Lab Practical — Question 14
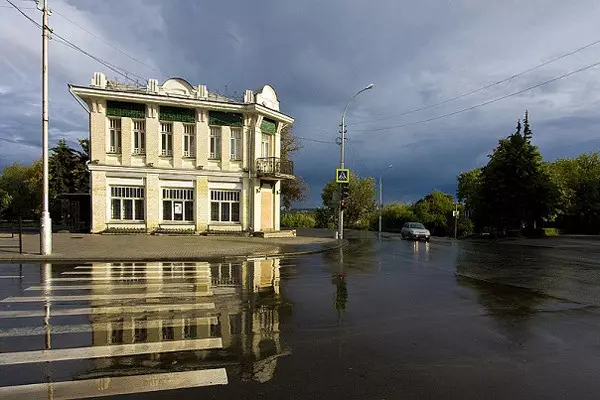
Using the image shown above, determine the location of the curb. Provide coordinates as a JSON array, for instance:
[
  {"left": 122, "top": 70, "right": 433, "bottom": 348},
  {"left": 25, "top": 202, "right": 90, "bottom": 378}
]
[{"left": 0, "top": 239, "right": 349, "bottom": 264}]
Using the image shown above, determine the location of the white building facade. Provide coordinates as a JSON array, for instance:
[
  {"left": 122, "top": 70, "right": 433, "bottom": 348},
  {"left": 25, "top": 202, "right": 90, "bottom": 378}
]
[{"left": 70, "top": 72, "right": 294, "bottom": 234}]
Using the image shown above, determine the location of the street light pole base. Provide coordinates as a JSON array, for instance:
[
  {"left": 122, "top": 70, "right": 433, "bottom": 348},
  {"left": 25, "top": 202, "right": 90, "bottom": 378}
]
[{"left": 40, "top": 211, "right": 52, "bottom": 255}]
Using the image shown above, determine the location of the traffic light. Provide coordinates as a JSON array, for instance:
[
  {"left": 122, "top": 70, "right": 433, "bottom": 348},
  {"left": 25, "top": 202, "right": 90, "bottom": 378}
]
[
  {"left": 341, "top": 183, "right": 350, "bottom": 199},
  {"left": 341, "top": 200, "right": 345, "bottom": 210}
]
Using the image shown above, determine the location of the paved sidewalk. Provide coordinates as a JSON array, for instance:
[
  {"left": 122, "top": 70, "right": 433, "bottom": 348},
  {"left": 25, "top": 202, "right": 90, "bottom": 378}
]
[{"left": 0, "top": 232, "right": 342, "bottom": 262}]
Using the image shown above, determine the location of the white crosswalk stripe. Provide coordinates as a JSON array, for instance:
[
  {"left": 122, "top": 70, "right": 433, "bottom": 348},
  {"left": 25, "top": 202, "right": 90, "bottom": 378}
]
[
  {"left": 0, "top": 302, "right": 215, "bottom": 318},
  {"left": 1, "top": 291, "right": 215, "bottom": 303},
  {"left": 0, "top": 368, "right": 228, "bottom": 399},
  {"left": 0, "top": 261, "right": 258, "bottom": 396},
  {"left": 0, "top": 337, "right": 223, "bottom": 365}
]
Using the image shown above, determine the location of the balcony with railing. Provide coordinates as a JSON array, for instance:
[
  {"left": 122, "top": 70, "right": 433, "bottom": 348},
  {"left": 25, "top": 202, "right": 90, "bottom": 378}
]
[{"left": 256, "top": 157, "right": 295, "bottom": 180}]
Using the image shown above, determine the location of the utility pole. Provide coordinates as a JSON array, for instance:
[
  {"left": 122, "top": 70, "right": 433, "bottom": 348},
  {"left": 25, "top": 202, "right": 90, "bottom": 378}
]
[
  {"left": 378, "top": 165, "right": 393, "bottom": 237},
  {"left": 454, "top": 201, "right": 458, "bottom": 239},
  {"left": 39, "top": 0, "right": 52, "bottom": 254},
  {"left": 338, "top": 84, "right": 374, "bottom": 240}
]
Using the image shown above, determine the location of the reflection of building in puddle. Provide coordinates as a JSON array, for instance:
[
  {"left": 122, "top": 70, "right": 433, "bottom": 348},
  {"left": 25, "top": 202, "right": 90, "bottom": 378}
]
[{"left": 85, "top": 259, "right": 289, "bottom": 383}]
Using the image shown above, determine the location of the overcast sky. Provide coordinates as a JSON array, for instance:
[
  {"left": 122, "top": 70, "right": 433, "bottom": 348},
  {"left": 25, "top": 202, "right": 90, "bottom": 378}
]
[{"left": 1, "top": 0, "right": 600, "bottom": 206}]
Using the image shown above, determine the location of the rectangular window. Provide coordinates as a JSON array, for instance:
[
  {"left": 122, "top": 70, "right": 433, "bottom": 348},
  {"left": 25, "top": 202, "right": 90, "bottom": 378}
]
[
  {"left": 162, "top": 188, "right": 194, "bottom": 222},
  {"left": 184, "top": 319, "right": 198, "bottom": 339},
  {"left": 230, "top": 128, "right": 242, "bottom": 160},
  {"left": 108, "top": 118, "right": 122, "bottom": 153},
  {"left": 161, "top": 122, "right": 173, "bottom": 156},
  {"left": 110, "top": 186, "right": 145, "bottom": 221},
  {"left": 209, "top": 126, "right": 221, "bottom": 159},
  {"left": 183, "top": 124, "right": 195, "bottom": 157},
  {"left": 261, "top": 133, "right": 271, "bottom": 158},
  {"left": 210, "top": 190, "right": 240, "bottom": 223},
  {"left": 133, "top": 120, "right": 146, "bottom": 155}
]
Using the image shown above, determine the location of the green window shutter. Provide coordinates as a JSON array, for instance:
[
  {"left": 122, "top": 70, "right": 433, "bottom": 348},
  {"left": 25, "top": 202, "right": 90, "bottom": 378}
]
[
  {"left": 261, "top": 118, "right": 277, "bottom": 134},
  {"left": 106, "top": 101, "right": 145, "bottom": 119},
  {"left": 159, "top": 106, "right": 196, "bottom": 123},
  {"left": 208, "top": 111, "right": 243, "bottom": 127}
]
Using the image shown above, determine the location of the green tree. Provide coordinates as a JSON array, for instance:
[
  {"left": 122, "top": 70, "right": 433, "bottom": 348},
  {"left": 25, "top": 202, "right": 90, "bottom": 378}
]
[
  {"left": 320, "top": 173, "right": 376, "bottom": 229},
  {"left": 280, "top": 126, "right": 309, "bottom": 210},
  {"left": 413, "top": 190, "right": 455, "bottom": 236},
  {"left": 50, "top": 139, "right": 78, "bottom": 196},
  {"left": 457, "top": 168, "right": 483, "bottom": 228},
  {"left": 73, "top": 138, "right": 90, "bottom": 193},
  {"left": 378, "top": 202, "right": 417, "bottom": 231},
  {"left": 478, "top": 114, "right": 555, "bottom": 232},
  {"left": 0, "top": 162, "right": 42, "bottom": 219},
  {"left": 0, "top": 188, "right": 11, "bottom": 218},
  {"left": 546, "top": 152, "right": 600, "bottom": 233}
]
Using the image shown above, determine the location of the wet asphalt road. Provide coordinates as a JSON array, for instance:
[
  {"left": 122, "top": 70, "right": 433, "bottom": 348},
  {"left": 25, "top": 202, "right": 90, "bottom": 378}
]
[{"left": 2, "top": 236, "right": 600, "bottom": 399}]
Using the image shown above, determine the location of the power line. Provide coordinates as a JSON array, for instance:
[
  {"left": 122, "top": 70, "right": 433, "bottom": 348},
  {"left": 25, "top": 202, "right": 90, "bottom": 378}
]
[
  {"left": 6, "top": 0, "right": 147, "bottom": 85},
  {"left": 354, "top": 58, "right": 600, "bottom": 135},
  {"left": 52, "top": 9, "right": 160, "bottom": 74},
  {"left": 347, "top": 140, "right": 374, "bottom": 177},
  {"left": 297, "top": 136, "right": 336, "bottom": 145},
  {"left": 4, "top": 0, "right": 40, "bottom": 27},
  {"left": 349, "top": 37, "right": 600, "bottom": 127}
]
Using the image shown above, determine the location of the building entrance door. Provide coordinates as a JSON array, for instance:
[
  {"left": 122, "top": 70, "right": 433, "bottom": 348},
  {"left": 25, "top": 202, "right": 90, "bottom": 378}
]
[{"left": 261, "top": 187, "right": 273, "bottom": 231}]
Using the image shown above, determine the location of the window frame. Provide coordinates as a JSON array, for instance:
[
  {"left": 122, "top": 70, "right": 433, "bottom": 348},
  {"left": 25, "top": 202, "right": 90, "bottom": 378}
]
[
  {"left": 230, "top": 128, "right": 242, "bottom": 161},
  {"left": 132, "top": 120, "right": 146, "bottom": 155},
  {"left": 210, "top": 190, "right": 241, "bottom": 223},
  {"left": 209, "top": 126, "right": 222, "bottom": 160},
  {"left": 162, "top": 188, "right": 194, "bottom": 222},
  {"left": 108, "top": 118, "right": 122, "bottom": 154},
  {"left": 183, "top": 124, "right": 196, "bottom": 158},
  {"left": 261, "top": 133, "right": 272, "bottom": 158},
  {"left": 160, "top": 122, "right": 173, "bottom": 157},
  {"left": 110, "top": 186, "right": 145, "bottom": 222}
]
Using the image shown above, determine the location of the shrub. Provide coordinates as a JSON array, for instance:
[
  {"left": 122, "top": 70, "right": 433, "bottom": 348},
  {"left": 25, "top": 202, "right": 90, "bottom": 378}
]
[
  {"left": 281, "top": 211, "right": 316, "bottom": 228},
  {"left": 543, "top": 227, "right": 560, "bottom": 237}
]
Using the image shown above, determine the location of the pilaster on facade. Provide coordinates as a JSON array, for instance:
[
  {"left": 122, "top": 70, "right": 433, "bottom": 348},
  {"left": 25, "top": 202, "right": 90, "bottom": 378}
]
[
  {"left": 121, "top": 117, "right": 133, "bottom": 166},
  {"left": 91, "top": 170, "right": 107, "bottom": 233},
  {"left": 145, "top": 106, "right": 160, "bottom": 165},
  {"left": 196, "top": 111, "right": 209, "bottom": 168},
  {"left": 221, "top": 126, "right": 231, "bottom": 171},
  {"left": 90, "top": 99, "right": 106, "bottom": 164},
  {"left": 146, "top": 174, "right": 160, "bottom": 231},
  {"left": 173, "top": 122, "right": 183, "bottom": 169},
  {"left": 195, "top": 176, "right": 209, "bottom": 232}
]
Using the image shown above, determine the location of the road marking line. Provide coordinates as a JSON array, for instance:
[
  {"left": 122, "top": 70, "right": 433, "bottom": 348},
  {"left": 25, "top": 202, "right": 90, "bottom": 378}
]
[
  {"left": 0, "top": 302, "right": 215, "bottom": 319},
  {"left": 1, "top": 291, "right": 214, "bottom": 303},
  {"left": 0, "top": 276, "right": 24, "bottom": 279},
  {"left": 0, "top": 317, "right": 218, "bottom": 338},
  {"left": 0, "top": 368, "right": 228, "bottom": 399},
  {"left": 0, "top": 337, "right": 223, "bottom": 365}
]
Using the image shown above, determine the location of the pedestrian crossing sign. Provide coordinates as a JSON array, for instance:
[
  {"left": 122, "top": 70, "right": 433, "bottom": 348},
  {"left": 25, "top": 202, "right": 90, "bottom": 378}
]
[{"left": 336, "top": 168, "right": 350, "bottom": 183}]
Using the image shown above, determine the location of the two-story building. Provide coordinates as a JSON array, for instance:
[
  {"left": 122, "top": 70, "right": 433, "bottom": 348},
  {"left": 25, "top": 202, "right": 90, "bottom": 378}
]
[{"left": 70, "top": 72, "right": 294, "bottom": 234}]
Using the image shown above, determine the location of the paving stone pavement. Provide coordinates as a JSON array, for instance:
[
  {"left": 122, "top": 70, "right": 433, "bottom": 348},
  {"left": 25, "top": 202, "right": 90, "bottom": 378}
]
[{"left": 0, "top": 232, "right": 341, "bottom": 261}]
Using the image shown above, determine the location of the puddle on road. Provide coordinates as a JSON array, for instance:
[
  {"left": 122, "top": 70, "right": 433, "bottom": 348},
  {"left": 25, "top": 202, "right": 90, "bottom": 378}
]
[{"left": 0, "top": 259, "right": 291, "bottom": 398}]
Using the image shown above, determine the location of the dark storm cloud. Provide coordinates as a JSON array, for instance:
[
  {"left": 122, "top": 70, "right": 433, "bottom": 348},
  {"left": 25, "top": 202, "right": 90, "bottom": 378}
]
[{"left": 2, "top": 0, "right": 600, "bottom": 206}]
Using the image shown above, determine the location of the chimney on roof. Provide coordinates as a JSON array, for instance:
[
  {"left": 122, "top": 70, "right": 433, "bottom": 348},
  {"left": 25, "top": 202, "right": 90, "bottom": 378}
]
[
  {"left": 147, "top": 79, "right": 159, "bottom": 94},
  {"left": 91, "top": 72, "right": 106, "bottom": 89},
  {"left": 197, "top": 85, "right": 208, "bottom": 99},
  {"left": 244, "top": 89, "right": 254, "bottom": 104}
]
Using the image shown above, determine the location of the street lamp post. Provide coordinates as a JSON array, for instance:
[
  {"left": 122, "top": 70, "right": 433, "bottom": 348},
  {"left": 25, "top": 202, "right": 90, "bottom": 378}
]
[
  {"left": 338, "top": 84, "right": 374, "bottom": 240},
  {"left": 378, "top": 165, "right": 393, "bottom": 236}
]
